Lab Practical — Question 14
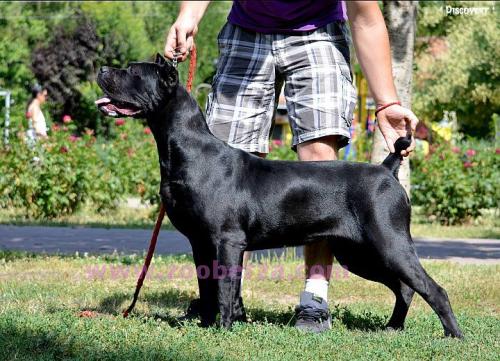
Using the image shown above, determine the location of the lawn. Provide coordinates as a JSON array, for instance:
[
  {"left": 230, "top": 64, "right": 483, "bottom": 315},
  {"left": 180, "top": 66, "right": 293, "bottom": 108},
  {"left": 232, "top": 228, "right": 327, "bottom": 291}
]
[{"left": 0, "top": 253, "right": 498, "bottom": 360}]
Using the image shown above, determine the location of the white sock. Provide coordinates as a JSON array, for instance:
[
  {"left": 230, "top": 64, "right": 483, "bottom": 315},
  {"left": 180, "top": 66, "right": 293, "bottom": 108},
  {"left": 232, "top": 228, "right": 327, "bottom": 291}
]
[{"left": 304, "top": 279, "right": 329, "bottom": 302}]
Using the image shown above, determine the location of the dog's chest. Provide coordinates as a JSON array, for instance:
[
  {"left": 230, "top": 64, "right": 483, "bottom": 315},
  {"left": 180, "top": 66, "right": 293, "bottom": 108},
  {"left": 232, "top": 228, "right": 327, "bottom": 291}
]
[{"left": 161, "top": 180, "right": 203, "bottom": 221}]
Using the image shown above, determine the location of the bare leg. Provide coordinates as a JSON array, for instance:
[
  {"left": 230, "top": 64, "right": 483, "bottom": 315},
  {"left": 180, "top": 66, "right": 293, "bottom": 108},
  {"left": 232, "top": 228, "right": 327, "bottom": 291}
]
[
  {"left": 242, "top": 250, "right": 250, "bottom": 268},
  {"left": 297, "top": 136, "right": 339, "bottom": 284}
]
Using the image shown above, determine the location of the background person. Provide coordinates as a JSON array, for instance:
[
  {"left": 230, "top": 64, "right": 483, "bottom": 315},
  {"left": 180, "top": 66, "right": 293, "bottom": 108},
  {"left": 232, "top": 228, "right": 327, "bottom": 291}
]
[
  {"left": 165, "top": 0, "right": 419, "bottom": 333},
  {"left": 26, "top": 84, "right": 48, "bottom": 141}
]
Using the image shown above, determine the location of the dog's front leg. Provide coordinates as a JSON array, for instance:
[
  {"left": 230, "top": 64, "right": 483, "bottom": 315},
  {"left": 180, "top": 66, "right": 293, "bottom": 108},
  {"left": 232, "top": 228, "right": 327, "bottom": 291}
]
[
  {"left": 216, "top": 242, "right": 245, "bottom": 329},
  {"left": 191, "top": 241, "right": 219, "bottom": 326}
]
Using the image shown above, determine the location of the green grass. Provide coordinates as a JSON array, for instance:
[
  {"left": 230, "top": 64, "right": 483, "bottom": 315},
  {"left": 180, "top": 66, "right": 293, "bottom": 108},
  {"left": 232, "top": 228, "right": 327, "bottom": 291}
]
[
  {"left": 411, "top": 208, "right": 500, "bottom": 239},
  {"left": 0, "top": 254, "right": 499, "bottom": 360},
  {"left": 1, "top": 205, "right": 499, "bottom": 239}
]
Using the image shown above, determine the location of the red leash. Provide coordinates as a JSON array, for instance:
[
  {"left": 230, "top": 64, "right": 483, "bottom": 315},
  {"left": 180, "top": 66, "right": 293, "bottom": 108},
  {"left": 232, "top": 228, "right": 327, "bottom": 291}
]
[
  {"left": 185, "top": 44, "right": 197, "bottom": 93},
  {"left": 123, "top": 45, "right": 197, "bottom": 318}
]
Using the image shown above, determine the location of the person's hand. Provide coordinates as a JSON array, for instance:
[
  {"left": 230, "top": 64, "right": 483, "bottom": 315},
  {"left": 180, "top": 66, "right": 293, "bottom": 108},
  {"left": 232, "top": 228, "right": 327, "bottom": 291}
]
[
  {"left": 164, "top": 15, "right": 198, "bottom": 62},
  {"left": 376, "top": 104, "right": 419, "bottom": 156}
]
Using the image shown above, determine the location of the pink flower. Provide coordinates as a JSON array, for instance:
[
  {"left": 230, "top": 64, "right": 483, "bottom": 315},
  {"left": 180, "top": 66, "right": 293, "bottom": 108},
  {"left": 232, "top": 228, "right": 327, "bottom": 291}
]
[
  {"left": 144, "top": 127, "right": 152, "bottom": 135},
  {"left": 451, "top": 146, "right": 460, "bottom": 154},
  {"left": 69, "top": 135, "right": 80, "bottom": 142},
  {"left": 62, "top": 115, "right": 72, "bottom": 124},
  {"left": 59, "top": 146, "right": 68, "bottom": 154},
  {"left": 115, "top": 118, "right": 125, "bottom": 126},
  {"left": 272, "top": 139, "right": 283, "bottom": 147},
  {"left": 26, "top": 111, "right": 32, "bottom": 119},
  {"left": 51, "top": 124, "right": 60, "bottom": 132},
  {"left": 466, "top": 149, "right": 476, "bottom": 157},
  {"left": 496, "top": 148, "right": 500, "bottom": 154},
  {"left": 463, "top": 161, "right": 473, "bottom": 168}
]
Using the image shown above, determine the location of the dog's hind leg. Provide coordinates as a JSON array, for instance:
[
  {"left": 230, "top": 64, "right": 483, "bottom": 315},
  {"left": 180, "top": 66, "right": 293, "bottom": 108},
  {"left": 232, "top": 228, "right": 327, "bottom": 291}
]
[
  {"left": 215, "top": 240, "right": 246, "bottom": 329},
  {"left": 376, "top": 234, "right": 463, "bottom": 338},
  {"left": 331, "top": 241, "right": 414, "bottom": 331},
  {"left": 385, "top": 280, "right": 415, "bottom": 330}
]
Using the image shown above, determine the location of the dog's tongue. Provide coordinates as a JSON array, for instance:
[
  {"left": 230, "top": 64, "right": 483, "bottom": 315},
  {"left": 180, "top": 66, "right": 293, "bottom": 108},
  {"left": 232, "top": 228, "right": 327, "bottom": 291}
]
[
  {"left": 95, "top": 97, "right": 140, "bottom": 116},
  {"left": 111, "top": 105, "right": 139, "bottom": 116}
]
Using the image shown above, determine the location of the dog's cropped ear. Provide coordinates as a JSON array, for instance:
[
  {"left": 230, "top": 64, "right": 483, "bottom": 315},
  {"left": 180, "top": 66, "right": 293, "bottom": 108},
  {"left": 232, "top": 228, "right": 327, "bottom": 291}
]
[
  {"left": 166, "top": 68, "right": 178, "bottom": 88},
  {"left": 155, "top": 53, "right": 166, "bottom": 65},
  {"left": 159, "top": 65, "right": 179, "bottom": 89}
]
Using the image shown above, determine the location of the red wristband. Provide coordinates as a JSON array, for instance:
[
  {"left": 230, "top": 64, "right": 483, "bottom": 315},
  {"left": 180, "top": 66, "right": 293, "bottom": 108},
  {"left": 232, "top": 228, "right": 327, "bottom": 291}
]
[{"left": 375, "top": 101, "right": 401, "bottom": 116}]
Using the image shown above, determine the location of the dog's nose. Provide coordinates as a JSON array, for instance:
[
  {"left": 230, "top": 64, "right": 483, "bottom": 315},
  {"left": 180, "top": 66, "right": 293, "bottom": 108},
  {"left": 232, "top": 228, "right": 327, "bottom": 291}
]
[{"left": 100, "top": 66, "right": 110, "bottom": 74}]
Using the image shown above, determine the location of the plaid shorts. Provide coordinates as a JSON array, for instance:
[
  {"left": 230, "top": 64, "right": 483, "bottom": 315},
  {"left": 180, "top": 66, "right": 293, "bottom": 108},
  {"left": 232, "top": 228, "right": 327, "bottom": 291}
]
[{"left": 206, "top": 22, "right": 357, "bottom": 153}]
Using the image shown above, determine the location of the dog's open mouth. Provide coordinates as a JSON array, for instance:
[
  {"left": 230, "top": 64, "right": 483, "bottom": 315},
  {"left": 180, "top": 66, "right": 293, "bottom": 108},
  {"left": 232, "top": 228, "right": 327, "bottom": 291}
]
[{"left": 95, "top": 97, "right": 141, "bottom": 117}]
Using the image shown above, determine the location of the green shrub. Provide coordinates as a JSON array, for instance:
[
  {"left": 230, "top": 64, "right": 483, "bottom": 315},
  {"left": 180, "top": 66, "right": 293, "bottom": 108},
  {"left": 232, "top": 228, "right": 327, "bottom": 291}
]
[
  {"left": 109, "top": 121, "right": 160, "bottom": 206},
  {"left": 267, "top": 140, "right": 297, "bottom": 161},
  {"left": 0, "top": 118, "right": 160, "bottom": 219},
  {"left": 411, "top": 141, "right": 499, "bottom": 224},
  {"left": 1, "top": 121, "right": 307, "bottom": 220}
]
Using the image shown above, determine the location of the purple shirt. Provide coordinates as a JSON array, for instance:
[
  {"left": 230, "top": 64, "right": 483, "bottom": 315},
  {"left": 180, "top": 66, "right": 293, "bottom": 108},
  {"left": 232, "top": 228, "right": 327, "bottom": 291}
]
[{"left": 228, "top": 0, "right": 347, "bottom": 34}]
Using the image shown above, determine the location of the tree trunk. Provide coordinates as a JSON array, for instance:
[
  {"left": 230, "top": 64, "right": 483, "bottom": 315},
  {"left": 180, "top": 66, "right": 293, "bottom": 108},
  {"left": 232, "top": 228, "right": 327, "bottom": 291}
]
[{"left": 371, "top": 1, "right": 418, "bottom": 197}]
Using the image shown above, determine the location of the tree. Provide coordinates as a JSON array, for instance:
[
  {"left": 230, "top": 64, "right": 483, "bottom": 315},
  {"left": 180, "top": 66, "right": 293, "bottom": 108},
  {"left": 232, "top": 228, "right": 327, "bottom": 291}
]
[
  {"left": 0, "top": 1, "right": 231, "bottom": 136},
  {"left": 413, "top": 1, "right": 499, "bottom": 138},
  {"left": 0, "top": 2, "right": 66, "bottom": 127},
  {"left": 31, "top": 16, "right": 102, "bottom": 132},
  {"left": 371, "top": 1, "right": 418, "bottom": 196}
]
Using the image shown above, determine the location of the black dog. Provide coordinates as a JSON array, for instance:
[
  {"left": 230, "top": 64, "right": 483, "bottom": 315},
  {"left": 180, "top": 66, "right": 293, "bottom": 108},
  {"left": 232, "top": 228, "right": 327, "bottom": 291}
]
[{"left": 96, "top": 54, "right": 462, "bottom": 338}]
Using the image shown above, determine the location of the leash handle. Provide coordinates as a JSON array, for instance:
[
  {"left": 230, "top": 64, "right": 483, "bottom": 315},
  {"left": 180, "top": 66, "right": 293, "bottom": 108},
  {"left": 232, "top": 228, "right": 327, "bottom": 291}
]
[
  {"left": 123, "top": 44, "right": 196, "bottom": 318},
  {"left": 186, "top": 44, "right": 197, "bottom": 93}
]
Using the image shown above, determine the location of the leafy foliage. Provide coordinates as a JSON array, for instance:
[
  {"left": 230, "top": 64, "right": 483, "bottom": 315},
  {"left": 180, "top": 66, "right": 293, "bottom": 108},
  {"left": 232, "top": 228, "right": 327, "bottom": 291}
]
[
  {"left": 413, "top": 1, "right": 499, "bottom": 137},
  {"left": 0, "top": 120, "right": 157, "bottom": 219},
  {"left": 411, "top": 140, "right": 499, "bottom": 224},
  {"left": 31, "top": 16, "right": 103, "bottom": 133},
  {"left": 0, "top": 1, "right": 230, "bottom": 136},
  {"left": 267, "top": 140, "right": 297, "bottom": 161},
  {"left": 0, "top": 2, "right": 62, "bottom": 129}
]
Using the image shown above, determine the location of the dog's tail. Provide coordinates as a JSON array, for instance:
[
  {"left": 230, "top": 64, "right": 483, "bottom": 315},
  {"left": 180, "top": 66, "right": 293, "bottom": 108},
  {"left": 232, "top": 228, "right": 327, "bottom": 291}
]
[{"left": 381, "top": 133, "right": 412, "bottom": 180}]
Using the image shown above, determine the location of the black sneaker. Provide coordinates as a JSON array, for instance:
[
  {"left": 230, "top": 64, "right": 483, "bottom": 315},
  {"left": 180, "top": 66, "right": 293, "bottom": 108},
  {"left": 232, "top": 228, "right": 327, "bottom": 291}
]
[{"left": 294, "top": 291, "right": 331, "bottom": 333}]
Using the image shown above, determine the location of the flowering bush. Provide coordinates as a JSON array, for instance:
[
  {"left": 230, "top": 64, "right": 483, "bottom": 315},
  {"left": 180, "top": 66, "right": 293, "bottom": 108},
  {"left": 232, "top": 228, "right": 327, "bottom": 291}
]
[
  {"left": 1, "top": 120, "right": 307, "bottom": 219},
  {"left": 0, "top": 119, "right": 159, "bottom": 219},
  {"left": 411, "top": 141, "right": 499, "bottom": 224},
  {"left": 115, "top": 119, "right": 125, "bottom": 127},
  {"left": 267, "top": 140, "right": 297, "bottom": 161}
]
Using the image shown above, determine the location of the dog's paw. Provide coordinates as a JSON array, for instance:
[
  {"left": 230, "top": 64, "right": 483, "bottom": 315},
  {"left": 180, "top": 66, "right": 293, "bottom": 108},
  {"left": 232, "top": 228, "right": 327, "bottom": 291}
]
[{"left": 445, "top": 329, "right": 464, "bottom": 339}]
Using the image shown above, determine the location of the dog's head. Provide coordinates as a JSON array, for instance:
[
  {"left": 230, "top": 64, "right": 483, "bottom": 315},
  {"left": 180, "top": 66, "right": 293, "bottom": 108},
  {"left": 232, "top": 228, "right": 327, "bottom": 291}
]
[{"left": 95, "top": 53, "right": 178, "bottom": 118}]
